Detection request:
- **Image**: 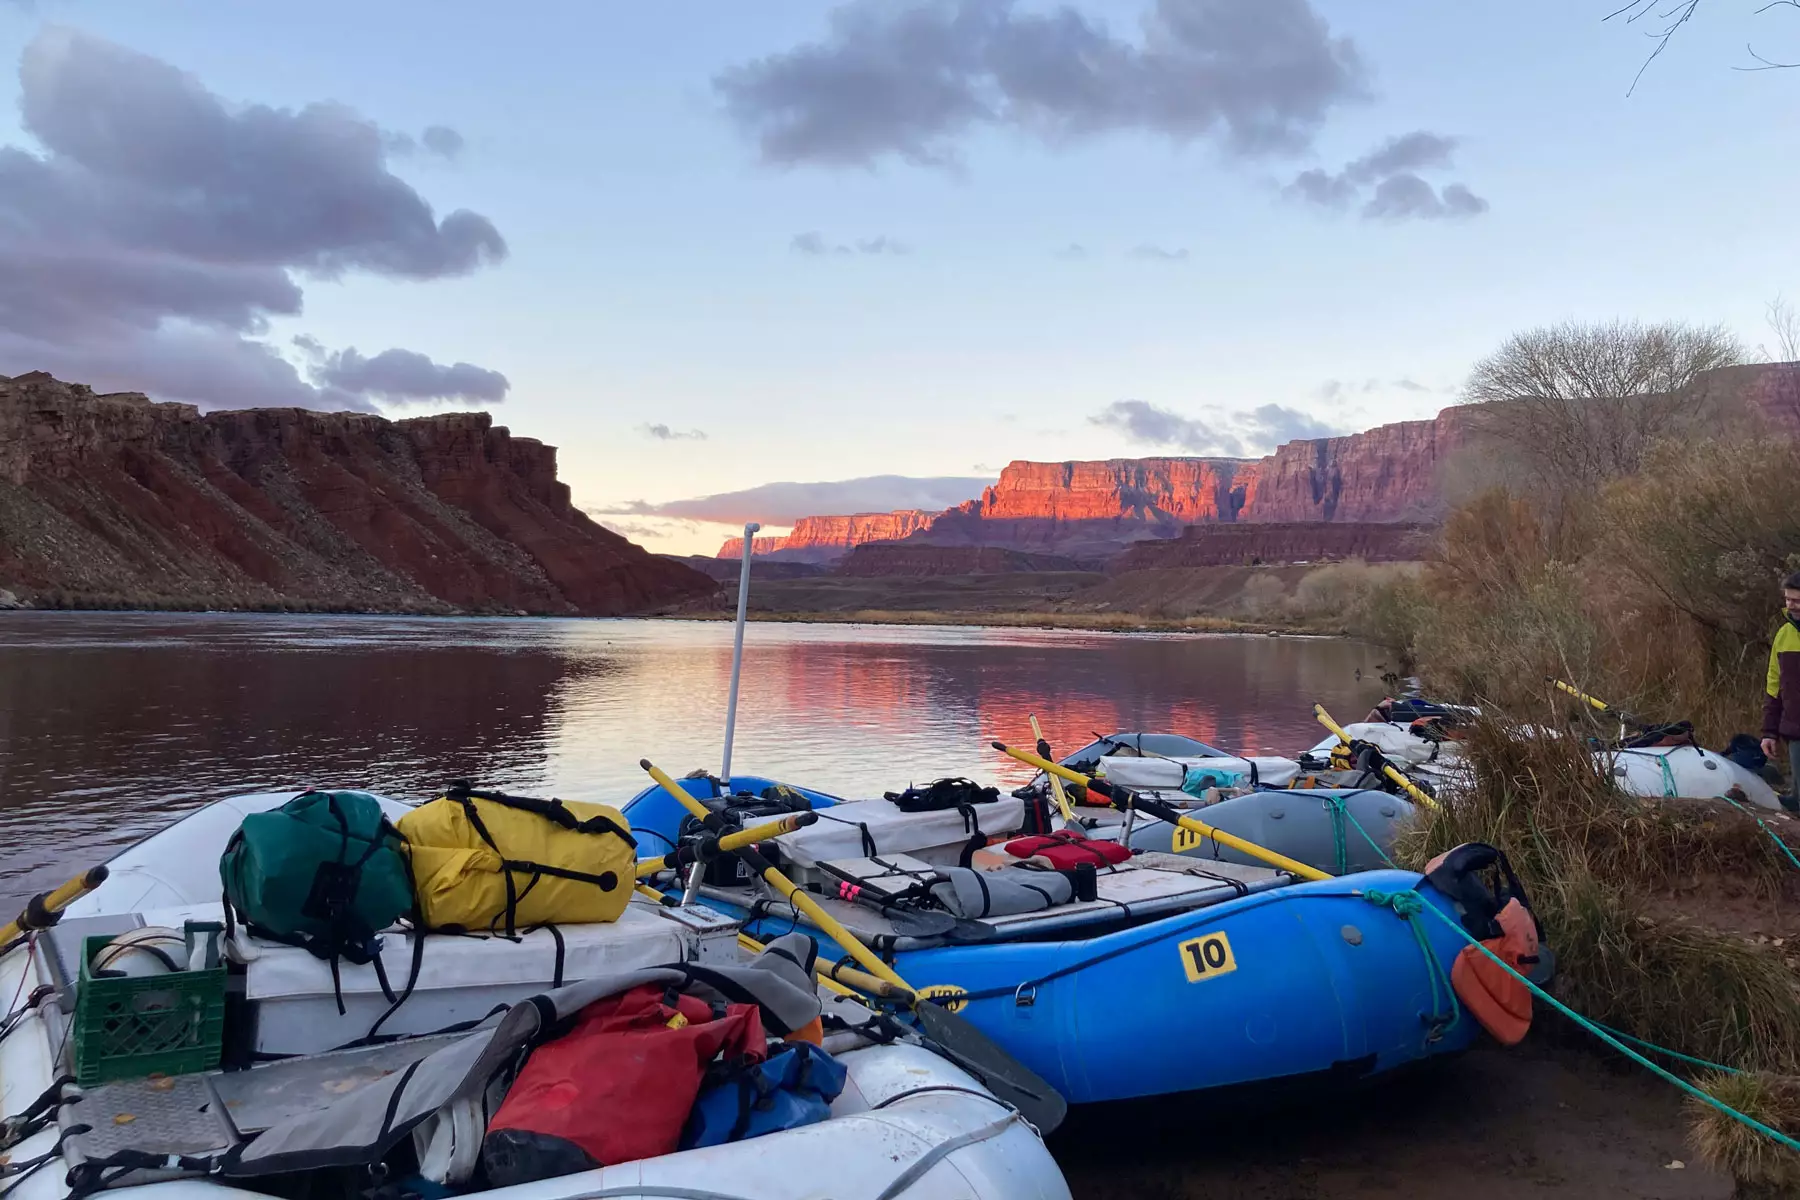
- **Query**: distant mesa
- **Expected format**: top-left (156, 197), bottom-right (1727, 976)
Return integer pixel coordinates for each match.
top-left (711, 362), bottom-right (1800, 569)
top-left (0, 371), bottom-right (717, 615)
top-left (832, 543), bottom-right (1085, 577)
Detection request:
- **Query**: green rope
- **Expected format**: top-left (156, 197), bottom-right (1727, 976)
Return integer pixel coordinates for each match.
top-left (1341, 804), bottom-right (1398, 870)
top-left (1409, 896), bottom-right (1800, 1154)
top-left (1658, 753), bottom-right (1678, 799)
top-left (1362, 889), bottom-right (1460, 1040)
top-left (1319, 795), bottom-right (1350, 875)
top-left (1586, 1020), bottom-right (1742, 1076)
top-left (1718, 792), bottom-right (1800, 873)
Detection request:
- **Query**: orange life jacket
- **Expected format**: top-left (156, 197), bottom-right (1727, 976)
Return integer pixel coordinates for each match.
top-left (1449, 897), bottom-right (1536, 1045)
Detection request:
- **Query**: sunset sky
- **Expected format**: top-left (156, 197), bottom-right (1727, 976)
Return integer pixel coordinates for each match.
top-left (1, 1), bottom-right (1794, 555)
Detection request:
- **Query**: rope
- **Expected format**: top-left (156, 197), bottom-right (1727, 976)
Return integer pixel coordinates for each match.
top-left (1410, 897), bottom-right (1800, 1154)
top-left (1718, 793), bottom-right (1800, 873)
top-left (1320, 796), bottom-right (1349, 876)
top-left (1342, 805), bottom-right (1398, 869)
top-left (1360, 890), bottom-right (1460, 1040)
top-left (1585, 1020), bottom-right (1742, 1076)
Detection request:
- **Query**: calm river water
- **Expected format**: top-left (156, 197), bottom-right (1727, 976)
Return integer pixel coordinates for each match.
top-left (0, 613), bottom-right (1393, 907)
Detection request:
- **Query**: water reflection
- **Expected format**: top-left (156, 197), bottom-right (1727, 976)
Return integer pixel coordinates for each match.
top-left (0, 613), bottom-right (1391, 906)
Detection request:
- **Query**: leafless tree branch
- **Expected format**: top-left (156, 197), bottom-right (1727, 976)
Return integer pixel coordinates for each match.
top-left (1737, 41), bottom-right (1800, 66)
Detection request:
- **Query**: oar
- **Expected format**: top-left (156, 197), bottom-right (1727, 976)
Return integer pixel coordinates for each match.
top-left (1029, 714), bottom-right (1076, 825)
top-left (639, 759), bottom-right (913, 992)
top-left (991, 742), bottom-right (1331, 882)
top-left (1, 865), bottom-right (109, 947)
top-left (737, 932), bottom-right (903, 1001)
top-left (1312, 704), bottom-right (1441, 811)
top-left (1550, 678), bottom-right (1611, 714)
top-left (635, 812), bottom-right (817, 879)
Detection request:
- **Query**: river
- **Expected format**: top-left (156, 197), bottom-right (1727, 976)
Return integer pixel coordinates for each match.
top-left (0, 612), bottom-right (1392, 907)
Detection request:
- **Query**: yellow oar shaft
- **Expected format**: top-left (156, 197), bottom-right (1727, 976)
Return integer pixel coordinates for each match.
top-left (992, 743), bottom-right (1330, 882)
top-left (635, 813), bottom-right (813, 879)
top-left (1029, 714), bottom-right (1075, 823)
top-left (639, 759), bottom-right (914, 993)
top-left (1552, 678), bottom-right (1610, 712)
top-left (0, 865), bottom-right (108, 946)
top-left (1312, 704), bottom-right (1441, 811)
top-left (736, 932), bottom-right (909, 1001)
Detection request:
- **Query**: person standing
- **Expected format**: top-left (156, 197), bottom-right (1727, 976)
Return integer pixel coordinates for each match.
top-left (1759, 572), bottom-right (1800, 796)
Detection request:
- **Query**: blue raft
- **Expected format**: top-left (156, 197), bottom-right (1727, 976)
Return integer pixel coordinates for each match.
top-left (624, 778), bottom-right (1484, 1106)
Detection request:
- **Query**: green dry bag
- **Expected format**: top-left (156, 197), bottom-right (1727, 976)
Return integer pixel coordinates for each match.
top-left (219, 790), bottom-right (414, 973)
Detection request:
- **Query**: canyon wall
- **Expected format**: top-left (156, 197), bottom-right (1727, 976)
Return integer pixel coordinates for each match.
top-left (1109, 522), bottom-right (1435, 570)
top-left (833, 543), bottom-right (1086, 577)
top-left (0, 372), bottom-right (717, 614)
top-left (717, 509), bottom-right (935, 563)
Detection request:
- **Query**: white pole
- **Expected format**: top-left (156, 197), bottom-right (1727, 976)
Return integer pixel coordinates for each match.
top-left (720, 521), bottom-right (760, 789)
top-left (686, 521), bottom-right (759, 907)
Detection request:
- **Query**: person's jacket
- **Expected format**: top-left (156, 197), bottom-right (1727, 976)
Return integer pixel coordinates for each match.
top-left (1763, 617), bottom-right (1800, 740)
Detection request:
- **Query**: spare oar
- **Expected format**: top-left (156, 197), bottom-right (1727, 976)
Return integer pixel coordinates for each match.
top-left (1029, 714), bottom-right (1076, 825)
top-left (0, 865), bottom-right (109, 948)
top-left (635, 812), bottom-right (817, 879)
top-left (639, 759), bottom-right (913, 992)
top-left (991, 743), bottom-right (1331, 881)
top-left (1550, 678), bottom-right (1611, 713)
top-left (1312, 704), bottom-right (1441, 811)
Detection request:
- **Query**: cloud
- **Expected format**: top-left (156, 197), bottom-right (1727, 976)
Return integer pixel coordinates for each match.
top-left (790, 230), bottom-right (910, 255)
top-left (1054, 243), bottom-right (1087, 260)
top-left (1393, 377), bottom-right (1428, 393)
top-left (715, 0), bottom-right (1368, 171)
top-left (1128, 243), bottom-right (1188, 263)
top-left (641, 423), bottom-right (708, 441)
top-left (596, 474), bottom-right (995, 525)
top-left (0, 28), bottom-right (509, 411)
top-left (1284, 129), bottom-right (1487, 221)
top-left (420, 125), bottom-right (465, 159)
top-left (1089, 398), bottom-right (1345, 455)
top-left (311, 347), bottom-right (508, 405)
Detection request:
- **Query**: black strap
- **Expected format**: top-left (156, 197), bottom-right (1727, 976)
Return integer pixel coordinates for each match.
top-left (445, 787), bottom-right (637, 847)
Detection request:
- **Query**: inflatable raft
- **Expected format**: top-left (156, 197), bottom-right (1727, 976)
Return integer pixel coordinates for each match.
top-left (624, 781), bottom-right (1504, 1106)
top-left (0, 793), bottom-right (1070, 1200)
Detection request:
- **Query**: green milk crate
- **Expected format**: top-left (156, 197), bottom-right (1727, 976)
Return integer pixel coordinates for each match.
top-left (73, 922), bottom-right (227, 1085)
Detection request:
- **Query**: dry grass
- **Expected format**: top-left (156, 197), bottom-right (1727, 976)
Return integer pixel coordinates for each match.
top-left (1398, 720), bottom-right (1800, 1075)
top-left (1688, 1071), bottom-right (1800, 1192)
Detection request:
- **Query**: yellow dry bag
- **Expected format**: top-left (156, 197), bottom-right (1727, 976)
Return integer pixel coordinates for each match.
top-left (398, 785), bottom-right (637, 934)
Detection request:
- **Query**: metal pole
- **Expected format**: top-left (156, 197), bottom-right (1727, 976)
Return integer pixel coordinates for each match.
top-left (720, 521), bottom-right (760, 790)
top-left (686, 521), bottom-right (758, 906)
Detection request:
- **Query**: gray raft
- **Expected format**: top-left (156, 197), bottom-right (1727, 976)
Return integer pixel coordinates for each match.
top-left (1115, 787), bottom-right (1415, 876)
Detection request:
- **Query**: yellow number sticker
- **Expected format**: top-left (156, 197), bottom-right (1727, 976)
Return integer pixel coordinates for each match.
top-left (917, 984), bottom-right (968, 1013)
top-left (1171, 824), bottom-right (1204, 854)
top-left (1177, 932), bottom-right (1238, 983)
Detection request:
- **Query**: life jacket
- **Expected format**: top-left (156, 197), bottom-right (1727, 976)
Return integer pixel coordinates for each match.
top-left (482, 982), bottom-right (765, 1186)
top-left (681, 1041), bottom-right (847, 1150)
top-left (1003, 829), bottom-right (1132, 870)
top-left (1424, 843), bottom-right (1543, 1046)
top-left (398, 783), bottom-right (637, 936)
top-left (883, 777), bottom-right (998, 812)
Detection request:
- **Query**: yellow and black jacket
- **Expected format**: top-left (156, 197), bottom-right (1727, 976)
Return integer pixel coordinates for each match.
top-left (1763, 617), bottom-right (1800, 740)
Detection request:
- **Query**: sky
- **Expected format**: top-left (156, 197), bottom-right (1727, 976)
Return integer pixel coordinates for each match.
top-left (0, 0), bottom-right (1795, 556)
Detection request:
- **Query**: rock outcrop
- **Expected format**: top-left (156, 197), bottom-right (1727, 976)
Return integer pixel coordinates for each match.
top-left (833, 543), bottom-right (1085, 577)
top-left (1108, 522), bottom-right (1434, 570)
top-left (0, 372), bottom-right (717, 614)
top-left (717, 509), bottom-right (935, 563)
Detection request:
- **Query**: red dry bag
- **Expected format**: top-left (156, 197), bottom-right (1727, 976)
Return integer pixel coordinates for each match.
top-left (483, 982), bottom-right (764, 1186)
top-left (1003, 829), bottom-right (1131, 870)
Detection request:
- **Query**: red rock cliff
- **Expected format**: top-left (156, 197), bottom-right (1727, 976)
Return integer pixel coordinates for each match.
top-left (717, 509), bottom-right (935, 563)
top-left (1109, 522), bottom-right (1434, 570)
top-left (0, 372), bottom-right (716, 615)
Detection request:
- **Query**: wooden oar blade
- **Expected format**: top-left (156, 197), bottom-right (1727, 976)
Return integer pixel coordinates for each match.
top-left (912, 1000), bottom-right (1067, 1134)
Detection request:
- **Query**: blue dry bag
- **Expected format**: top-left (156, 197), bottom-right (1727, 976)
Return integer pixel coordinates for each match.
top-left (681, 1042), bottom-right (848, 1148)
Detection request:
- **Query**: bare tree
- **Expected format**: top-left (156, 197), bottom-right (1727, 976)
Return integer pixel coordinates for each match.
top-left (1459, 318), bottom-right (1744, 500)
top-left (1763, 294), bottom-right (1800, 362)
top-left (1607, 0), bottom-right (1800, 91)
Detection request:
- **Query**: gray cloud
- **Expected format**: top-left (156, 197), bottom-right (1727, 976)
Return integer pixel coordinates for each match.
top-left (1393, 377), bottom-right (1428, 393)
top-left (312, 347), bottom-right (508, 405)
top-left (1285, 129), bottom-right (1486, 221)
top-left (641, 423), bottom-right (708, 441)
top-left (0, 29), bottom-right (509, 411)
top-left (597, 474), bottom-right (995, 526)
top-left (1362, 174), bottom-right (1488, 221)
top-left (420, 125), bottom-right (465, 159)
top-left (1054, 243), bottom-right (1087, 260)
top-left (1318, 376), bottom-right (1436, 402)
top-left (716, 0), bottom-right (1368, 171)
top-left (1129, 243), bottom-right (1189, 263)
top-left (790, 230), bottom-right (910, 255)
top-left (1089, 398), bottom-right (1344, 455)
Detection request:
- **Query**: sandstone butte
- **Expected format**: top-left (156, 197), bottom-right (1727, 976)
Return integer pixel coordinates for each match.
top-left (720, 361), bottom-right (1800, 566)
top-left (0, 371), bottom-right (718, 615)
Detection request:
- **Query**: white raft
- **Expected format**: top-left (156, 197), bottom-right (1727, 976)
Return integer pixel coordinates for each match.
top-left (0, 793), bottom-right (1070, 1200)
